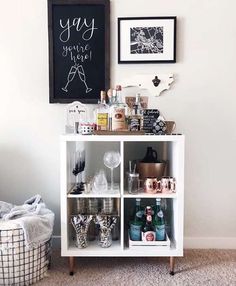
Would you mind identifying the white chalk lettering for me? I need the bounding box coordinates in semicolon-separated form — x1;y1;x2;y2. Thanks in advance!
62;44;90;57
70;51;92;63
59;18;97;42
62;44;92;64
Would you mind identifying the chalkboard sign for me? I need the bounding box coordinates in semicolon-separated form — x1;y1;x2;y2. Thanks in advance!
143;109;160;133
48;0;110;103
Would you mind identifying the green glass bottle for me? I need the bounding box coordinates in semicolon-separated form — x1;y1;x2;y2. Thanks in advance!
154;198;166;241
130;198;143;241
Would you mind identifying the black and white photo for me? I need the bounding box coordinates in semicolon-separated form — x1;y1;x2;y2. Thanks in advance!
130;26;163;54
118;17;176;63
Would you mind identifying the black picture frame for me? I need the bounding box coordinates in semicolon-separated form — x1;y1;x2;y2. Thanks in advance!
118;17;176;64
48;0;110;104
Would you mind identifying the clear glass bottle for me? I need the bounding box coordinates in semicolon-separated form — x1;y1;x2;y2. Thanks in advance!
129;93;143;131
95;91;109;131
110;85;128;131
111;89;117;105
107;89;113;106
108;89;117;130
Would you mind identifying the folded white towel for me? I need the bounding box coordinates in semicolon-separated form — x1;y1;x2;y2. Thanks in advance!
0;201;14;218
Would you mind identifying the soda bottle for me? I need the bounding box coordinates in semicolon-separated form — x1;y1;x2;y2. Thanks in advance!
154;198;166;241
129;198;143;241
142;206;156;241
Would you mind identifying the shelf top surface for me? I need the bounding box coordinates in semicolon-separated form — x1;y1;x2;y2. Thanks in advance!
64;241;181;257
61;134;185;142
67;192;177;199
68;192;121;198
123;192;177;199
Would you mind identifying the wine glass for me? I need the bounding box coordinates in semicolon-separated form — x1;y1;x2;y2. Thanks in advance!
72;151;81;193
77;65;92;93
62;64;78;92
72;150;85;194
103;151;121;192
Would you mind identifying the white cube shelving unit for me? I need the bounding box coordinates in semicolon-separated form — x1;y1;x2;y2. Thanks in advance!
60;134;185;275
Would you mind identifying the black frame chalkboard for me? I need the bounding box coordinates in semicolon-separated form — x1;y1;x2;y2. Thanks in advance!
48;0;110;103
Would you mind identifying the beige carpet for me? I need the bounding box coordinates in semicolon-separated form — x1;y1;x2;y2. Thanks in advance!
36;250;236;286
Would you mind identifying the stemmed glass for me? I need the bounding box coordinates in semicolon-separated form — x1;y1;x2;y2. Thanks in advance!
103;151;121;192
62;64;78;92
72;150;85;194
77;65;92;93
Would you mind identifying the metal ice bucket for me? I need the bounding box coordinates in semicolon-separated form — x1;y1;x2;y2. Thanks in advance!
137;161;166;181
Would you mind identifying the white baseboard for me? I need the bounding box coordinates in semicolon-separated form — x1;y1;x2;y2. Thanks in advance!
53;235;236;250
184;237;236;249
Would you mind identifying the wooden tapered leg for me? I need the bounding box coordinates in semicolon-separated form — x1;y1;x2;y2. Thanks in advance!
69;256;75;275
169;256;175;275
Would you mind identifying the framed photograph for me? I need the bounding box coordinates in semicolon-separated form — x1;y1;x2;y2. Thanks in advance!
118;17;176;64
48;0;110;104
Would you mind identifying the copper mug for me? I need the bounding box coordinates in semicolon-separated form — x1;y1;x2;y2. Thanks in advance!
144;177;161;194
160;176;176;193
160;177;169;192
169;177;176;192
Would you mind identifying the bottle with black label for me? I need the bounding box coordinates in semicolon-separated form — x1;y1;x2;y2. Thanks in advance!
129;93;143;131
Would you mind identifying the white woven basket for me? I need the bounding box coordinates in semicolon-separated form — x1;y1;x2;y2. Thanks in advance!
0;221;51;286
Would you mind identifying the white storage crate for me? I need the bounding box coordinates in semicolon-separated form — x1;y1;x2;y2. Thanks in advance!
0;222;51;286
128;233;170;250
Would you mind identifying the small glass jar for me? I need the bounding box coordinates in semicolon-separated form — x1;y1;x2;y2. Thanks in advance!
76;198;87;214
102;198;114;214
127;173;140;194
87;198;99;214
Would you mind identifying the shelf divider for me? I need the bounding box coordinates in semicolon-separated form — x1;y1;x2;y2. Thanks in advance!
120;140;124;250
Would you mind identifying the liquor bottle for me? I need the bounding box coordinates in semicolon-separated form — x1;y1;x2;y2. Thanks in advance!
108;89;117;130
153;198;166;241
107;89;113;106
129;198;143;241
110;85;128;131
95;91;109;131
111;89;117;104
129;93;143;131
142;206;156;241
